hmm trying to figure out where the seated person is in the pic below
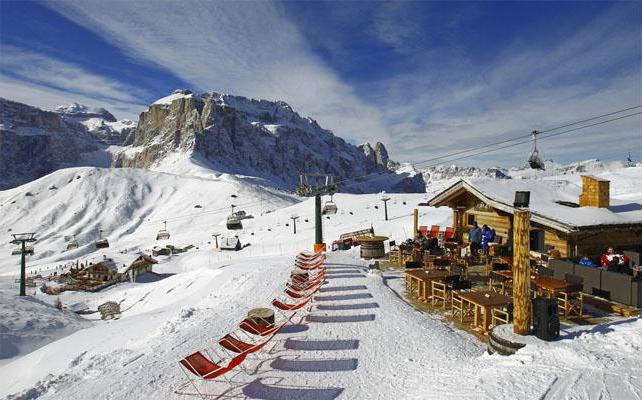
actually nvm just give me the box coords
[578,255,598,268]
[548,248,561,260]
[600,247,630,270]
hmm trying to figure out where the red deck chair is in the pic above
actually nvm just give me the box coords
[429,225,440,238]
[287,279,323,292]
[290,270,326,285]
[288,272,325,288]
[444,227,455,240]
[272,295,313,312]
[419,226,428,237]
[284,286,319,299]
[179,350,246,381]
[295,259,325,270]
[218,332,274,355]
[239,311,296,337]
[296,252,324,261]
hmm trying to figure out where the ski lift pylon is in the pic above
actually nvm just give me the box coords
[527,130,546,170]
[156,221,170,240]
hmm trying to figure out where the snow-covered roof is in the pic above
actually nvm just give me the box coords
[428,179,642,233]
[220,236,240,249]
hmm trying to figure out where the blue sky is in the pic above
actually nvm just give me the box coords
[0,0,640,167]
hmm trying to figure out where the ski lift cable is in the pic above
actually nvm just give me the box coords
[333,109,642,186]
[411,105,642,168]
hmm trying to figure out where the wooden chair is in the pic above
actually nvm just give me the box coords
[451,292,466,322]
[451,291,473,323]
[389,248,401,266]
[431,281,448,309]
[429,225,440,239]
[491,305,513,327]
[450,260,468,279]
[557,274,584,318]
[423,255,437,270]
[488,272,509,295]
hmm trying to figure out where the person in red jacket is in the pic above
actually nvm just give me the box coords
[600,247,630,270]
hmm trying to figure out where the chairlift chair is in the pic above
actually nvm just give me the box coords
[95,230,110,249]
[156,221,170,240]
[226,216,243,230]
[66,236,79,251]
[321,195,338,215]
[528,130,546,170]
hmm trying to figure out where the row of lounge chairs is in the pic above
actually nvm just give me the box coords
[177,251,327,397]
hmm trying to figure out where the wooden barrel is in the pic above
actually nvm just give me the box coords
[247,307,275,327]
[358,236,389,259]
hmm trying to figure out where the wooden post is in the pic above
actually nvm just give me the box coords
[512,209,531,335]
[413,209,418,238]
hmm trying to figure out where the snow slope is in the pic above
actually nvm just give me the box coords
[0,164,640,399]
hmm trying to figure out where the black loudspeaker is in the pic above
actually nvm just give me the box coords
[514,191,530,208]
[532,298,560,341]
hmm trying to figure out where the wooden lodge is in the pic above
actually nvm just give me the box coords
[86,260,119,282]
[427,175,642,258]
[122,254,158,282]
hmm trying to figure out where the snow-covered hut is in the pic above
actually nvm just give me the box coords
[427,175,642,258]
[220,236,242,251]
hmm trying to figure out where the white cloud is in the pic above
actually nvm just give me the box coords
[368,7,642,166]
[0,45,148,119]
[0,74,146,120]
[46,0,390,146]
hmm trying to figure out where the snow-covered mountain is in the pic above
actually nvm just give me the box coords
[1,93,425,193]
[0,99,100,190]
[114,89,425,193]
[55,102,135,146]
[420,158,637,192]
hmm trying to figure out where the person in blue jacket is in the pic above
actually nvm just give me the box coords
[481,224,494,256]
[468,221,482,259]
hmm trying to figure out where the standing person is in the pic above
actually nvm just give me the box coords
[469,221,482,260]
[481,224,493,256]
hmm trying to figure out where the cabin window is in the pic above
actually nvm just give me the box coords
[467,214,475,226]
[530,229,545,253]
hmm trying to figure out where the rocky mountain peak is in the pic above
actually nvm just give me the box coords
[115,89,425,193]
[55,103,117,122]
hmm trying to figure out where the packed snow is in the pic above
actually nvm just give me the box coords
[0,161,641,399]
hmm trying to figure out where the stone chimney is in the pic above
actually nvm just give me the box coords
[578,175,610,208]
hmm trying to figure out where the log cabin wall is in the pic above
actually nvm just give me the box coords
[466,209,571,256]
[573,229,642,257]
[539,224,570,257]
[465,209,511,243]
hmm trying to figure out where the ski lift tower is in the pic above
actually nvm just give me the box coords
[10,233,36,296]
[296,173,337,252]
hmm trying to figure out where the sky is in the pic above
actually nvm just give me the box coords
[0,0,640,167]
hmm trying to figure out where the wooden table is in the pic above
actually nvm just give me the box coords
[405,270,456,302]
[491,271,570,297]
[532,276,570,296]
[455,290,512,333]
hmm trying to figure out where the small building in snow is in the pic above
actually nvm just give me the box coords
[86,259,119,282]
[121,254,158,282]
[426,175,642,258]
[220,236,242,251]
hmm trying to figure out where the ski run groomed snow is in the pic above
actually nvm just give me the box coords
[1,163,641,400]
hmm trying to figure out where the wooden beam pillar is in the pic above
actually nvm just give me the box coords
[512,209,531,335]
[413,209,419,239]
